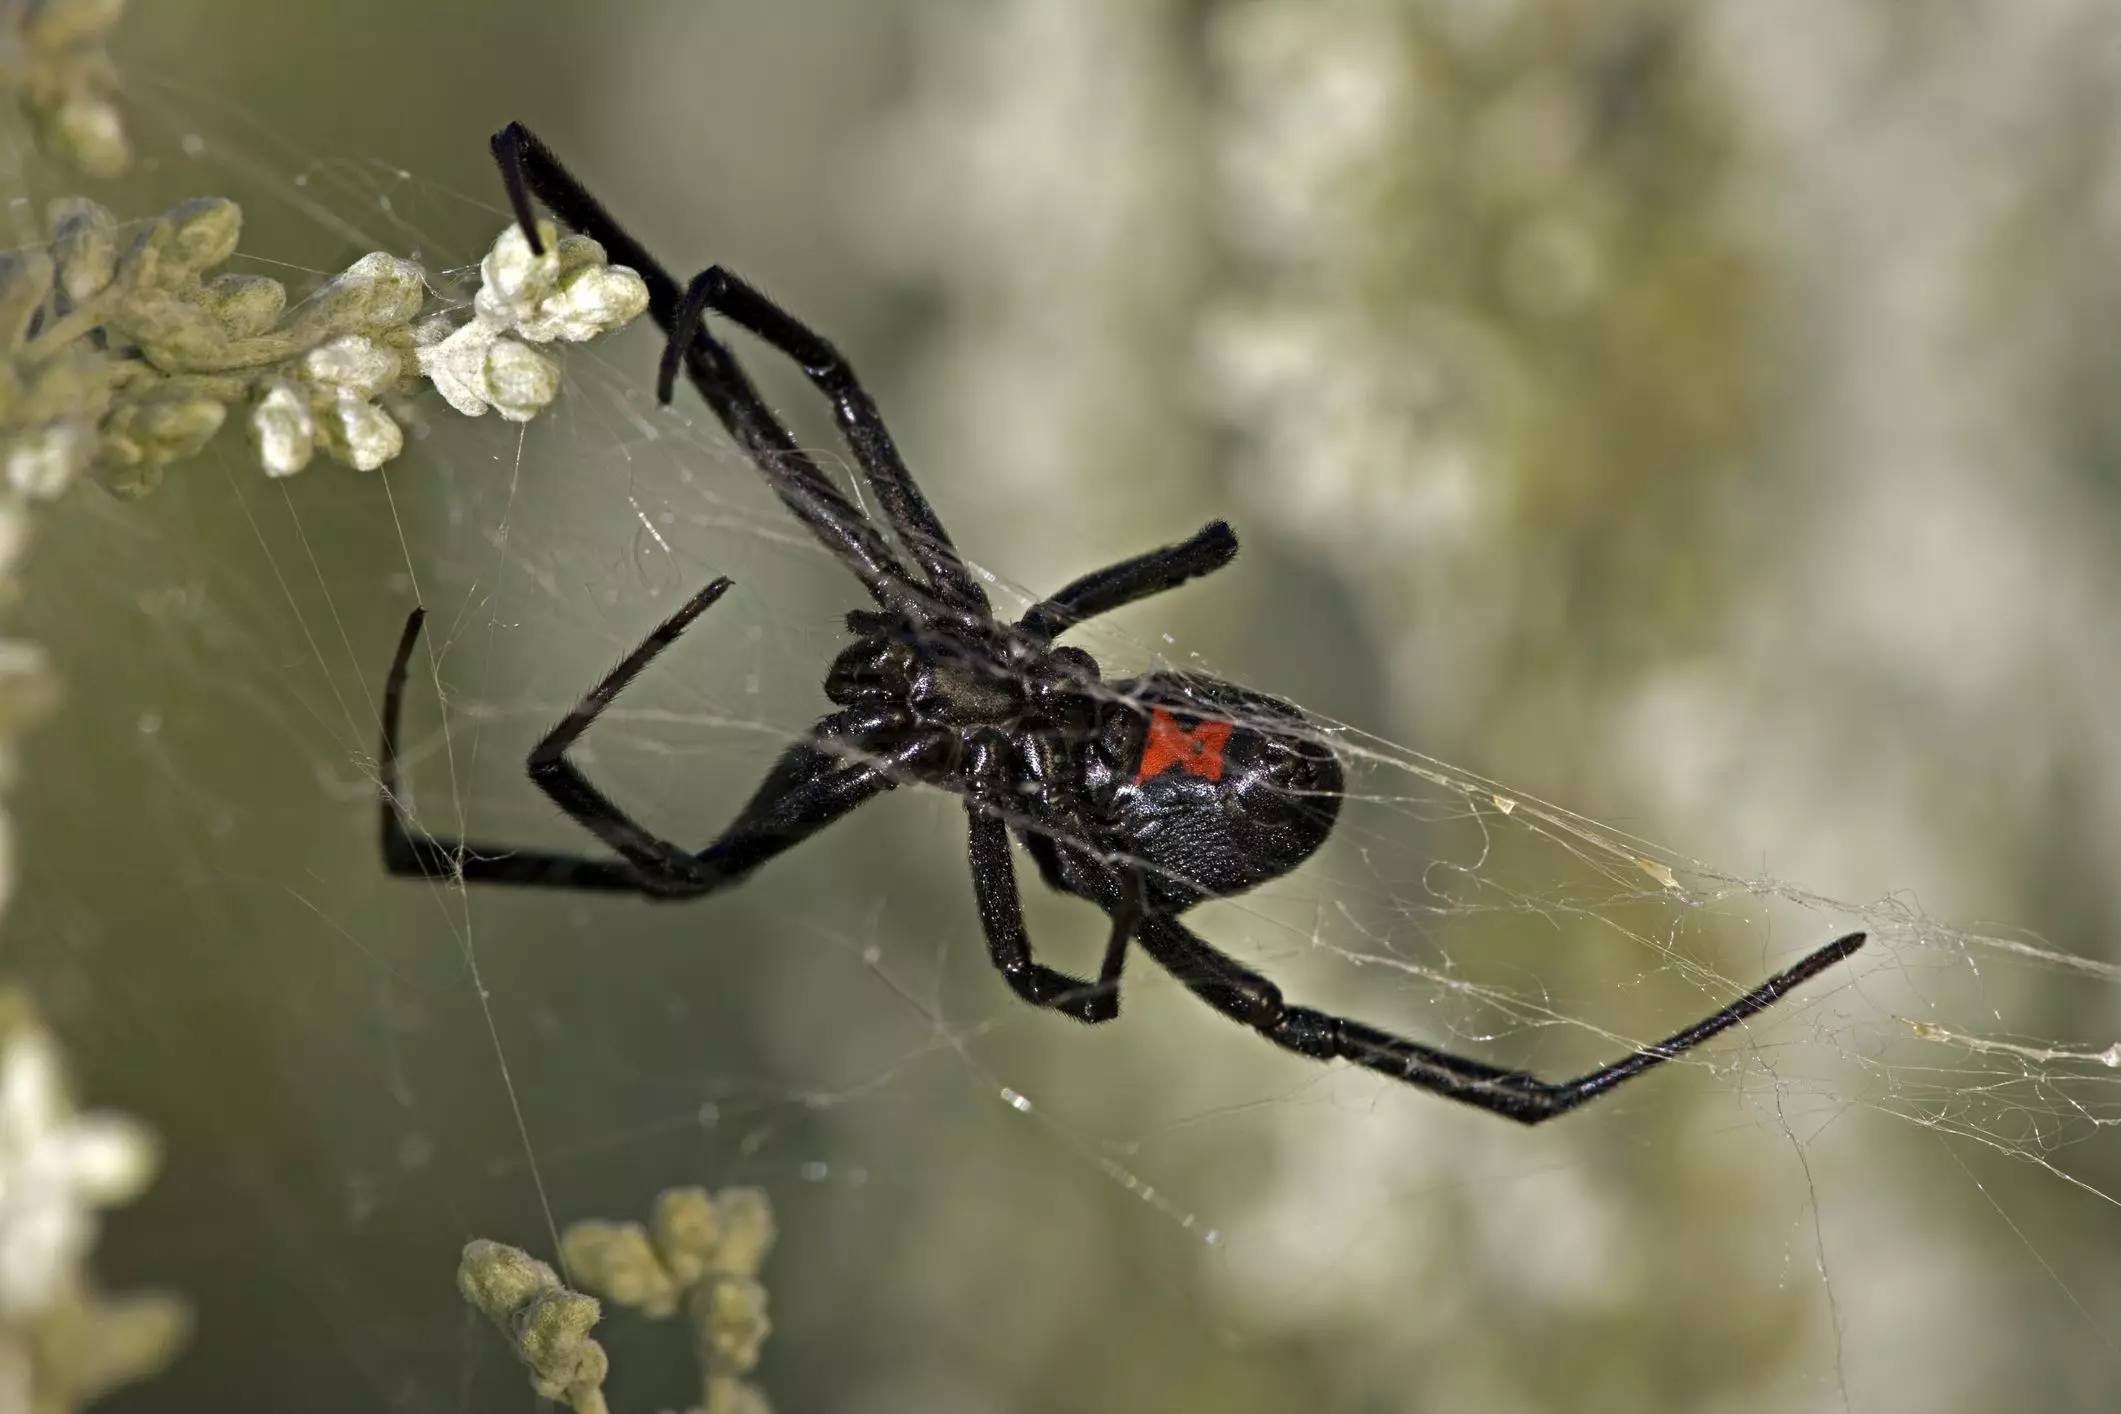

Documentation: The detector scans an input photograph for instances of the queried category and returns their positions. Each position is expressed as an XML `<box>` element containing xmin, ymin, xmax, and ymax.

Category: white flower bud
<box><xmin>287</xmin><ymin>254</ymin><xmax>426</xmax><ymax>344</ymax></box>
<box><xmin>478</xmin><ymin>219</ymin><xmax>561</xmax><ymax>319</ymax></box>
<box><xmin>129</xmin><ymin>384</ymin><xmax>226</xmax><ymax>464</ymax></box>
<box><xmin>303</xmin><ymin>334</ymin><xmax>400</xmax><ymax>398</ymax></box>
<box><xmin>0</xmin><ymin>997</ymin><xmax>162</xmax><ymax>1318</ymax></box>
<box><xmin>62</xmin><ymin>1112</ymin><xmax>157</xmax><ymax>1206</ymax></box>
<box><xmin>48</xmin><ymin>199</ymin><xmax>118</xmax><ymax>305</ymax></box>
<box><xmin>47</xmin><ymin>95</ymin><xmax>128</xmax><ymax>180</ymax></box>
<box><xmin>150</xmin><ymin>199</ymin><xmax>242</xmax><ymax>283</ymax></box>
<box><xmin>516</xmin><ymin>262</ymin><xmax>650</xmax><ymax>344</ymax></box>
<box><xmin>199</xmin><ymin>273</ymin><xmax>287</xmax><ymax>339</ymax></box>
<box><xmin>481</xmin><ymin>338</ymin><xmax>561</xmax><ymax>422</ymax></box>
<box><xmin>250</xmin><ymin>383</ymin><xmax>317</xmax><ymax>477</ymax></box>
<box><xmin>316</xmin><ymin>390</ymin><xmax>403</xmax><ymax>471</ymax></box>
<box><xmin>4</xmin><ymin>424</ymin><xmax>88</xmax><ymax>499</ymax></box>
<box><xmin>337</xmin><ymin>253</ymin><xmax>427</xmax><ymax>332</ymax></box>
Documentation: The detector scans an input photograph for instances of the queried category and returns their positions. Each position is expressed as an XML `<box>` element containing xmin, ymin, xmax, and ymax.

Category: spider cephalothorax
<box><xmin>822</xmin><ymin>599</ymin><xmax>1343</xmax><ymax>914</ymax></box>
<box><xmin>375</xmin><ymin>121</ymin><xmax>1863</xmax><ymax>1125</ymax></box>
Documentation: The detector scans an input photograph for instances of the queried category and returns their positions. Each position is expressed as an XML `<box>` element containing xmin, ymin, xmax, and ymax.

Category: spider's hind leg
<box><xmin>1133</xmin><ymin>916</ymin><xmax>1866</xmax><ymax>1124</ymax></box>
<box><xmin>967</xmin><ymin>810</ymin><xmax>1138</xmax><ymax>1025</ymax></box>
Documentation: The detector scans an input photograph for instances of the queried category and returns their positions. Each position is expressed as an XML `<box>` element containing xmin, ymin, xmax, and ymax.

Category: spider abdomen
<box><xmin>1095</xmin><ymin>674</ymin><xmax>1342</xmax><ymax>912</ymax></box>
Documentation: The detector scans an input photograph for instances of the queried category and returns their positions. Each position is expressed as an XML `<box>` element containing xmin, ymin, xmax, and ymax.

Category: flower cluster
<box><xmin>0</xmin><ymin>194</ymin><xmax>648</xmax><ymax>499</ymax></box>
<box><xmin>414</xmin><ymin>219</ymin><xmax>648</xmax><ymax>425</ymax></box>
<box><xmin>459</xmin><ymin>1241</ymin><xmax>612</xmax><ymax>1414</ymax></box>
<box><xmin>562</xmin><ymin>1185</ymin><xmax>776</xmax><ymax>1414</ymax></box>
<box><xmin>462</xmin><ymin>1186</ymin><xmax>777</xmax><ymax>1414</ymax></box>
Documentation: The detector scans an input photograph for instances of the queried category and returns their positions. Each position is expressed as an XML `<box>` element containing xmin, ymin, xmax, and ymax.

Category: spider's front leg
<box><xmin>659</xmin><ymin>263</ymin><xmax>987</xmax><ymax>614</ymax></box>
<box><xmin>1017</xmin><ymin>521</ymin><xmax>1240</xmax><ymax>641</ymax></box>
<box><xmin>491</xmin><ymin>121</ymin><xmax>920</xmax><ymax>612</ymax></box>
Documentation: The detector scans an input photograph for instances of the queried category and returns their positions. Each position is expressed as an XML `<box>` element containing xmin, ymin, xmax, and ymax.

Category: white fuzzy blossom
<box><xmin>0</xmin><ymin>1000</ymin><xmax>187</xmax><ymax>1413</ymax></box>
<box><xmin>2</xmin><ymin>424</ymin><xmax>86</xmax><ymax>501</ymax></box>
<box><xmin>415</xmin><ymin>220</ymin><xmax>647</xmax><ymax>424</ymax></box>
<box><xmin>0</xmin><ymin>1010</ymin><xmax>153</xmax><ymax>1318</ymax></box>
<box><xmin>248</xmin><ymin>382</ymin><xmax>317</xmax><ymax>477</ymax></box>
<box><xmin>0</xmin><ymin>197</ymin><xmax>649</xmax><ymax>495</ymax></box>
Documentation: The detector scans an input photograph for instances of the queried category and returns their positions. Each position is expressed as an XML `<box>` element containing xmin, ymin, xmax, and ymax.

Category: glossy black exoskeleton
<box><xmin>375</xmin><ymin>121</ymin><xmax>1866</xmax><ymax>1125</ymax></box>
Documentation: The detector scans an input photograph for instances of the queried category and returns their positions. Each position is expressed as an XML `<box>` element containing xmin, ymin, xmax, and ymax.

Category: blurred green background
<box><xmin>11</xmin><ymin>1</ymin><xmax>2121</xmax><ymax>1410</ymax></box>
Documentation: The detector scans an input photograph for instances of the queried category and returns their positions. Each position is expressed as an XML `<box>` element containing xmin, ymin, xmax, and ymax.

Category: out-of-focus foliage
<box><xmin>0</xmin><ymin>37</ymin><xmax>189</xmax><ymax>1389</ymax></box>
<box><xmin>0</xmin><ymin>994</ymin><xmax>186</xmax><ymax>1410</ymax></box>
<box><xmin>1205</xmin><ymin>0</ymin><xmax>1753</xmax><ymax>754</ymax></box>
<box><xmin>1</xmin><ymin>0</ymin><xmax>130</xmax><ymax>179</ymax></box>
<box><xmin>562</xmin><ymin>1186</ymin><xmax>775</xmax><ymax>1414</ymax></box>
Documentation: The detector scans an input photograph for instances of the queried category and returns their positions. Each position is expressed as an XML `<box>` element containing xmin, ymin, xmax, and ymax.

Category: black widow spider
<box><xmin>375</xmin><ymin>121</ymin><xmax>1866</xmax><ymax>1125</ymax></box>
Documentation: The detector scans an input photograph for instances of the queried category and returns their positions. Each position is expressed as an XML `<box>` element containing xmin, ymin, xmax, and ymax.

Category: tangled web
<box><xmin>12</xmin><ymin>77</ymin><xmax>2121</xmax><ymax>1414</ymax></box>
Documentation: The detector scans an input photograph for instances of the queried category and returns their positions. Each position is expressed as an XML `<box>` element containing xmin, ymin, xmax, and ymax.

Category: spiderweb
<box><xmin>9</xmin><ymin>6</ymin><xmax>2121</xmax><ymax>1413</ymax></box>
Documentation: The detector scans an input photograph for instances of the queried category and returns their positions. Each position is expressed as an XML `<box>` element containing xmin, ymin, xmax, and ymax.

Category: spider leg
<box><xmin>1018</xmin><ymin>522</ymin><xmax>1239</xmax><ymax>641</ymax></box>
<box><xmin>381</xmin><ymin>607</ymin><xmax>646</xmax><ymax>891</ymax></box>
<box><xmin>524</xmin><ymin>579</ymin><xmax>929</xmax><ymax>884</ymax></box>
<box><xmin>491</xmin><ymin>122</ymin><xmax>920</xmax><ymax>611</ymax></box>
<box><xmin>967</xmin><ymin>811</ymin><xmax>1137</xmax><ymax>1023</ymax></box>
<box><xmin>661</xmin><ymin>267</ymin><xmax>988</xmax><ymax>614</ymax></box>
<box><xmin>379</xmin><ymin>596</ymin><xmax>925</xmax><ymax>898</ymax></box>
<box><xmin>519</xmin><ymin>577</ymin><xmax>741</xmax><ymax>877</ymax></box>
<box><xmin>964</xmin><ymin>732</ymin><xmax>1137</xmax><ymax>1022</ymax></box>
<box><xmin>1132</xmin><ymin>917</ymin><xmax>1866</xmax><ymax>1124</ymax></box>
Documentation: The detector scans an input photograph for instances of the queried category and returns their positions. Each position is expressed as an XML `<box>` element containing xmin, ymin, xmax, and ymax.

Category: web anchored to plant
<box><xmin>1</xmin><ymin>193</ymin><xmax>648</xmax><ymax>499</ymax></box>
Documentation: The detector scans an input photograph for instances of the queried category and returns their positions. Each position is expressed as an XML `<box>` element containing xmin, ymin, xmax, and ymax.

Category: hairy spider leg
<box><xmin>1018</xmin><ymin>521</ymin><xmax>1240</xmax><ymax>641</ymax></box>
<box><xmin>1132</xmin><ymin>917</ymin><xmax>1866</xmax><ymax>1124</ymax></box>
<box><xmin>662</xmin><ymin>267</ymin><xmax>989</xmax><ymax>614</ymax></box>
<box><xmin>491</xmin><ymin>123</ymin><xmax>935</xmax><ymax>615</ymax></box>
<box><xmin>379</xmin><ymin>592</ymin><xmax>935</xmax><ymax>899</ymax></box>
<box><xmin>964</xmin><ymin>734</ymin><xmax>1143</xmax><ymax>1023</ymax></box>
